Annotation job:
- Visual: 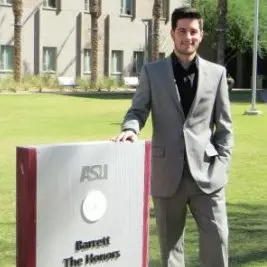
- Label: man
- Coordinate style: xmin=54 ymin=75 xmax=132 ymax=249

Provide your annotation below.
xmin=113 ymin=7 xmax=233 ymax=267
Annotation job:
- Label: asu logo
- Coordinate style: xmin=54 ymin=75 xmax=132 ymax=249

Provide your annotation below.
xmin=80 ymin=164 xmax=108 ymax=182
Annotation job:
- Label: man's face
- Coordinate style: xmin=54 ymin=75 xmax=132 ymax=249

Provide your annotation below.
xmin=171 ymin=18 xmax=203 ymax=56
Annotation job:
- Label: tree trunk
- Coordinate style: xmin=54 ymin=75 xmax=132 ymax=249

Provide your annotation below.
xmin=12 ymin=0 xmax=23 ymax=83
xmin=90 ymin=0 xmax=101 ymax=89
xmin=217 ymin=0 xmax=227 ymax=65
xmin=152 ymin=0 xmax=161 ymax=61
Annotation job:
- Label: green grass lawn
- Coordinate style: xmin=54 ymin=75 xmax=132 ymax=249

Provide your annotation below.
xmin=0 ymin=91 xmax=267 ymax=267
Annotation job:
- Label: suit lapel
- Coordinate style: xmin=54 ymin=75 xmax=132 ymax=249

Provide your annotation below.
xmin=185 ymin=57 xmax=208 ymax=123
xmin=164 ymin=56 xmax=185 ymax=120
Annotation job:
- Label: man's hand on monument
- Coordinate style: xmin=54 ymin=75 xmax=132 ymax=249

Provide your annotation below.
xmin=111 ymin=130 xmax=138 ymax=142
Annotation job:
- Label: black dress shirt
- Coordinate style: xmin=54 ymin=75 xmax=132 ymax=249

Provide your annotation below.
xmin=171 ymin=52 xmax=198 ymax=118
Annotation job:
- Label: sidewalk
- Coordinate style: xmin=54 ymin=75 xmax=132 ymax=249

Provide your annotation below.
xmin=0 ymin=87 xmax=137 ymax=95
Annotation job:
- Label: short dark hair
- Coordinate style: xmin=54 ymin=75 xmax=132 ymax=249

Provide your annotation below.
xmin=171 ymin=7 xmax=203 ymax=31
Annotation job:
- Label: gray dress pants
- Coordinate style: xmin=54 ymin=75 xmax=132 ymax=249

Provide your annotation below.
xmin=153 ymin=163 xmax=228 ymax=267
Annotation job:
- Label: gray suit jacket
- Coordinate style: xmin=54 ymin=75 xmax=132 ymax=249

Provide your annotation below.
xmin=122 ymin=56 xmax=233 ymax=197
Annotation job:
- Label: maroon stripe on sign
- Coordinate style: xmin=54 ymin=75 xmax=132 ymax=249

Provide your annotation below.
xmin=16 ymin=147 xmax=37 ymax=267
xmin=142 ymin=141 xmax=151 ymax=267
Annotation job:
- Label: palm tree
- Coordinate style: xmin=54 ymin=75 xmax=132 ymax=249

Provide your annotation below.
xmin=152 ymin=0 xmax=161 ymax=61
xmin=12 ymin=0 xmax=23 ymax=83
xmin=217 ymin=0 xmax=227 ymax=65
xmin=90 ymin=0 xmax=101 ymax=89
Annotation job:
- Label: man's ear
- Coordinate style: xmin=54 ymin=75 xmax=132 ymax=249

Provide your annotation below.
xmin=200 ymin=30 xmax=204 ymax=42
xmin=170 ymin=29 xmax=175 ymax=41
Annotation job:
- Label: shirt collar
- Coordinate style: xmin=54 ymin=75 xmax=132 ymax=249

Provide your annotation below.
xmin=171 ymin=51 xmax=199 ymax=71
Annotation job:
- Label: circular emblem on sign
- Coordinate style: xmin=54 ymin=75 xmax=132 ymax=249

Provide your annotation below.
xmin=82 ymin=190 xmax=107 ymax=223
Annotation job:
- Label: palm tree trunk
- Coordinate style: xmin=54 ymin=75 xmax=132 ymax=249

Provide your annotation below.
xmin=90 ymin=0 xmax=101 ymax=89
xmin=217 ymin=0 xmax=227 ymax=65
xmin=12 ymin=0 xmax=23 ymax=83
xmin=152 ymin=0 xmax=161 ymax=61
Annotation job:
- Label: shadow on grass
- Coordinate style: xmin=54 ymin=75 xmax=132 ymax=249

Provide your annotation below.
xmin=48 ymin=88 xmax=266 ymax=104
xmin=228 ymin=202 xmax=267 ymax=266
xmin=149 ymin=259 xmax=162 ymax=267
xmin=149 ymin=202 xmax=267 ymax=266
xmin=230 ymin=90 xmax=265 ymax=104
xmin=58 ymin=91 xmax=134 ymax=100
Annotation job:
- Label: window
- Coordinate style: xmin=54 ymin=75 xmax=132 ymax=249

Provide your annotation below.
xmin=121 ymin=0 xmax=132 ymax=16
xmin=84 ymin=49 xmax=91 ymax=73
xmin=133 ymin=51 xmax=144 ymax=74
xmin=111 ymin=50 xmax=123 ymax=76
xmin=0 ymin=45 xmax=14 ymax=71
xmin=43 ymin=0 xmax=56 ymax=9
xmin=0 ymin=0 xmax=13 ymax=5
xmin=43 ymin=47 xmax=57 ymax=72
xmin=84 ymin=0 xmax=89 ymax=11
